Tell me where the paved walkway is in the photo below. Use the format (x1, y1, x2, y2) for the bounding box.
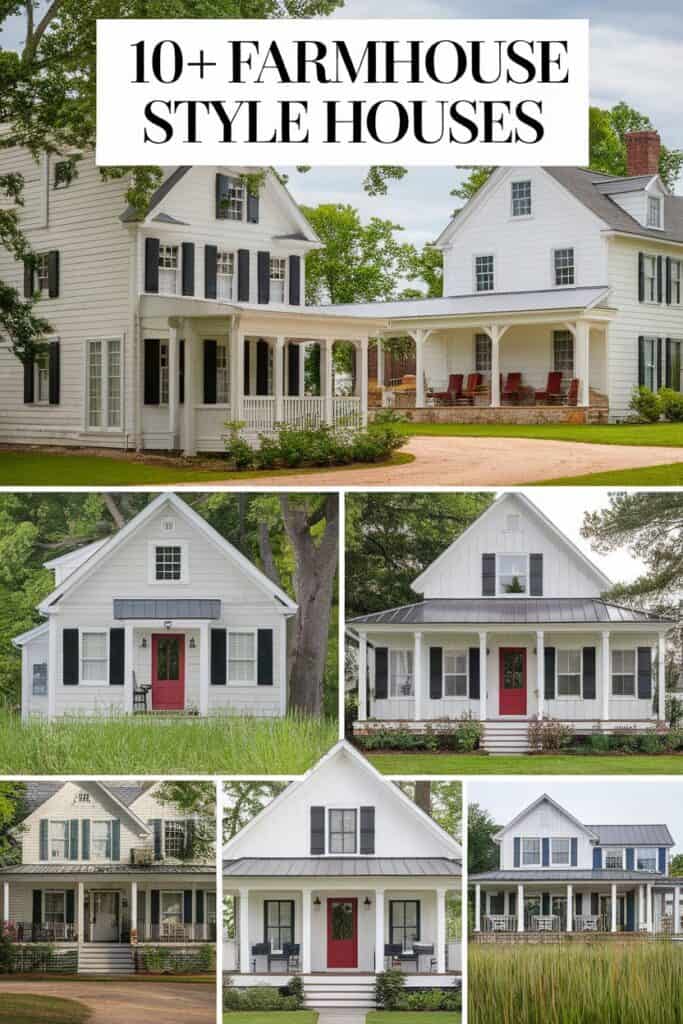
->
(315, 1011, 369, 1024)
(0, 980, 215, 1023)
(190, 436, 683, 487)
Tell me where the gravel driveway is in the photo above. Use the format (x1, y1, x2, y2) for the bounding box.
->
(0, 980, 216, 1024)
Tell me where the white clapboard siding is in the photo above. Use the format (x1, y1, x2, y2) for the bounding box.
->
(499, 800, 594, 870)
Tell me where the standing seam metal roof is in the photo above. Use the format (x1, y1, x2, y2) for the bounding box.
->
(223, 858, 460, 877)
(348, 598, 670, 626)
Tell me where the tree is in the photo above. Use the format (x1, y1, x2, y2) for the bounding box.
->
(670, 854, 683, 877)
(345, 492, 493, 616)
(223, 782, 287, 843)
(0, 783, 27, 866)
(154, 782, 215, 860)
(468, 802, 499, 874)
(399, 781, 462, 843)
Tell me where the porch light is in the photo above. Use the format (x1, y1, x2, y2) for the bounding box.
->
(189, 637, 196, 649)
(164, 620, 172, 630)
(140, 637, 147, 649)
(364, 897, 372, 908)
(314, 897, 321, 908)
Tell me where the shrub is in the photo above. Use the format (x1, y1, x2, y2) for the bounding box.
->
(662, 728, 683, 752)
(286, 975, 304, 1007)
(354, 715, 481, 754)
(639, 731, 663, 754)
(375, 969, 406, 1010)
(452, 714, 483, 752)
(223, 421, 255, 469)
(659, 388, 683, 422)
(528, 717, 574, 753)
(0, 931, 14, 973)
(610, 733, 640, 754)
(629, 386, 661, 422)
(588, 733, 611, 753)
(402, 987, 461, 1011)
(223, 420, 407, 470)
(222, 985, 298, 1012)
(667, 695, 683, 730)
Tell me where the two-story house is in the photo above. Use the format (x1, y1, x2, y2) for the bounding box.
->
(348, 492, 673, 752)
(223, 740, 461, 1010)
(470, 793, 682, 939)
(0, 780, 216, 974)
(13, 492, 298, 719)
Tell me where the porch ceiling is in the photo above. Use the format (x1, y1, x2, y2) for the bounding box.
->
(471, 870, 664, 883)
(223, 857, 460, 877)
(349, 598, 672, 627)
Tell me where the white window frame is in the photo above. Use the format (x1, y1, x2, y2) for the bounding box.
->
(521, 837, 541, 867)
(43, 890, 67, 922)
(160, 889, 185, 925)
(611, 648, 637, 698)
(643, 255, 657, 303)
(216, 341, 230, 405)
(84, 337, 123, 433)
(553, 247, 575, 287)
(158, 244, 179, 295)
(216, 251, 235, 302)
(550, 838, 571, 866)
(388, 648, 414, 698)
(32, 661, 48, 696)
(90, 820, 113, 861)
(510, 179, 532, 218)
(225, 180, 245, 222)
(35, 350, 50, 404)
(552, 329, 575, 375)
(496, 553, 529, 596)
(159, 341, 169, 406)
(269, 257, 287, 304)
(48, 821, 70, 861)
(647, 196, 662, 229)
(35, 252, 50, 294)
(328, 808, 358, 856)
(474, 254, 495, 293)
(163, 820, 189, 859)
(147, 540, 189, 585)
(227, 628, 258, 686)
(670, 259, 682, 305)
(636, 847, 658, 872)
(443, 648, 468, 698)
(641, 336, 658, 391)
(604, 848, 625, 870)
(79, 628, 109, 687)
(555, 648, 582, 699)
(474, 333, 492, 373)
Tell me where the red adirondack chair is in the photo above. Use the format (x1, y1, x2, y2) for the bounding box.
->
(432, 373, 463, 405)
(536, 371, 563, 403)
(501, 372, 523, 404)
(459, 373, 483, 404)
(565, 378, 579, 405)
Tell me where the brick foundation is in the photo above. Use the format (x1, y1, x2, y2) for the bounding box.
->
(370, 405, 609, 425)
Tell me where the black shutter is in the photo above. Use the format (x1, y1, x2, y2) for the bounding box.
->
(144, 237, 160, 293)
(257, 629, 273, 686)
(374, 647, 388, 700)
(289, 255, 301, 305)
(257, 251, 270, 304)
(47, 250, 60, 298)
(542, 893, 550, 916)
(360, 806, 375, 855)
(181, 242, 195, 296)
(310, 807, 325, 855)
(247, 190, 259, 223)
(591, 893, 599, 916)
(32, 890, 42, 925)
(109, 627, 125, 686)
(638, 252, 645, 302)
(23, 258, 34, 298)
(657, 338, 663, 390)
(144, 339, 161, 405)
(195, 890, 205, 925)
(638, 336, 645, 387)
(482, 553, 496, 596)
(637, 646, 652, 699)
(211, 629, 226, 685)
(48, 340, 60, 405)
(666, 257, 672, 304)
(63, 628, 79, 686)
(287, 344, 300, 396)
(582, 646, 596, 699)
(204, 245, 217, 299)
(513, 837, 520, 867)
(243, 339, 250, 396)
(544, 647, 556, 701)
(469, 648, 480, 699)
(23, 356, 34, 404)
(215, 173, 230, 219)
(66, 890, 75, 925)
(152, 820, 162, 860)
(256, 339, 269, 395)
(529, 553, 543, 596)
(183, 891, 193, 924)
(657, 255, 663, 303)
(179, 340, 185, 404)
(203, 339, 217, 404)
(429, 647, 443, 700)
(151, 890, 160, 925)
(665, 338, 672, 388)
(237, 249, 250, 301)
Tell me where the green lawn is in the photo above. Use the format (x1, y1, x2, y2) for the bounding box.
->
(399, 421, 683, 446)
(0, 711, 338, 774)
(537, 462, 683, 485)
(223, 1014, 318, 1024)
(367, 1014, 458, 1024)
(0, 975, 214, 983)
(368, 752, 683, 775)
(0, 994, 91, 1023)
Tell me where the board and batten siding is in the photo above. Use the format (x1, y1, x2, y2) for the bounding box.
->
(499, 802, 593, 870)
(0, 149, 133, 447)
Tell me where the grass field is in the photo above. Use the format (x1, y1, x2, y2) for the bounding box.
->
(398, 421, 683, 446)
(0, 994, 91, 1023)
(469, 941, 683, 1024)
(0, 975, 215, 984)
(367, 1013, 459, 1023)
(0, 711, 338, 774)
(537, 462, 683, 485)
(223, 1014, 318, 1024)
(367, 752, 683, 775)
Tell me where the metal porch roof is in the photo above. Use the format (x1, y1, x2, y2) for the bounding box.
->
(0, 864, 213, 875)
(224, 857, 460, 878)
(349, 598, 670, 627)
(470, 869, 664, 883)
(113, 599, 221, 619)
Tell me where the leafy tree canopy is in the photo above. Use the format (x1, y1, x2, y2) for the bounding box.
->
(223, 782, 287, 843)
(0, 782, 27, 866)
(468, 802, 499, 875)
(669, 853, 683, 877)
(155, 781, 215, 860)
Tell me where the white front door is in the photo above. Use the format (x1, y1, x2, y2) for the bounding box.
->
(91, 892, 119, 942)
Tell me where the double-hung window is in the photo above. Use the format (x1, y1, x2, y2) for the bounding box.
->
(44, 891, 66, 924)
(35, 252, 50, 294)
(390, 900, 420, 951)
(612, 649, 636, 697)
(269, 258, 287, 303)
(159, 342, 169, 405)
(670, 260, 682, 305)
(35, 351, 50, 403)
(158, 245, 179, 294)
(553, 330, 574, 375)
(80, 631, 108, 685)
(511, 180, 532, 217)
(161, 891, 183, 926)
(605, 849, 624, 869)
(225, 180, 244, 220)
(641, 336, 658, 391)
(522, 838, 541, 866)
(265, 901, 294, 950)
(647, 196, 662, 229)
(216, 342, 230, 403)
(551, 838, 570, 866)
(91, 821, 112, 860)
(475, 333, 492, 373)
(444, 649, 468, 697)
(155, 544, 182, 581)
(475, 255, 494, 292)
(217, 251, 235, 301)
(637, 847, 658, 872)
(329, 809, 357, 853)
(32, 662, 48, 696)
(556, 650, 581, 697)
(553, 247, 575, 286)
(388, 649, 414, 697)
(497, 554, 528, 595)
(49, 822, 69, 860)
(228, 631, 257, 684)
(643, 255, 657, 302)
(86, 338, 122, 430)
(164, 821, 188, 859)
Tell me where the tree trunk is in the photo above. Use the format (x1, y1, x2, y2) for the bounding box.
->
(414, 781, 432, 816)
(103, 493, 125, 529)
(281, 495, 338, 716)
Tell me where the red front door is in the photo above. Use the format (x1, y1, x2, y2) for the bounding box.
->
(499, 647, 527, 715)
(327, 898, 358, 969)
(151, 634, 185, 710)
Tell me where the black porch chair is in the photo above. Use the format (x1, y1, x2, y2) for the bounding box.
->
(251, 941, 271, 973)
(269, 942, 300, 973)
(132, 671, 151, 713)
(399, 942, 436, 973)
(383, 943, 403, 969)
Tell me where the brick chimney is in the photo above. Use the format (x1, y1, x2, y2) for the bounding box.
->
(625, 131, 661, 176)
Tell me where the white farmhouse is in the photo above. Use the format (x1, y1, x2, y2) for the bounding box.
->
(13, 492, 297, 719)
(223, 741, 461, 1009)
(348, 492, 674, 752)
(0, 780, 215, 974)
(470, 793, 682, 939)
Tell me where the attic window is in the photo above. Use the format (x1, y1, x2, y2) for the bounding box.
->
(155, 545, 182, 581)
(225, 180, 244, 221)
(647, 196, 662, 229)
(75, 792, 91, 804)
(511, 180, 531, 217)
(497, 554, 528, 595)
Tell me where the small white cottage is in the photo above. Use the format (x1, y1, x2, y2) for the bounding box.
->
(348, 492, 673, 752)
(13, 492, 297, 719)
(223, 740, 461, 1008)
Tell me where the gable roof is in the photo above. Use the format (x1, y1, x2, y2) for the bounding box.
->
(44, 539, 109, 574)
(35, 493, 297, 616)
(222, 740, 461, 860)
(21, 781, 151, 833)
(411, 493, 612, 595)
(494, 794, 599, 843)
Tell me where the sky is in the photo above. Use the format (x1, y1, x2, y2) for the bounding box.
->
(468, 778, 683, 856)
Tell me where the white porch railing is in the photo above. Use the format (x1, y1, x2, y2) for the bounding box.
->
(574, 915, 608, 933)
(333, 395, 362, 426)
(528, 915, 562, 932)
(242, 395, 362, 433)
(243, 397, 276, 432)
(482, 915, 517, 932)
(283, 396, 325, 428)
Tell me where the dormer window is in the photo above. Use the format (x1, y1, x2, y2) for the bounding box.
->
(647, 196, 662, 229)
(497, 554, 528, 595)
(521, 837, 541, 866)
(511, 180, 531, 217)
(329, 809, 357, 853)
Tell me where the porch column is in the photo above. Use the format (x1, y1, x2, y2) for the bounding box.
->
(414, 631, 424, 721)
(517, 885, 524, 932)
(610, 883, 617, 933)
(77, 882, 85, 944)
(302, 888, 312, 974)
(322, 337, 334, 425)
(233, 328, 245, 422)
(376, 339, 384, 387)
(298, 342, 306, 396)
(566, 884, 573, 933)
(168, 318, 180, 445)
(436, 888, 447, 973)
(238, 888, 250, 974)
(638, 885, 644, 929)
(601, 631, 610, 722)
(2, 881, 9, 925)
(374, 889, 385, 973)
(47, 617, 58, 720)
(124, 624, 134, 714)
(536, 631, 545, 720)
(274, 336, 285, 423)
(183, 323, 197, 456)
(479, 632, 487, 721)
(199, 621, 210, 717)
(414, 328, 426, 407)
(131, 881, 138, 935)
(474, 884, 481, 932)
(576, 319, 590, 407)
(675, 886, 681, 935)
(359, 336, 369, 427)
(490, 327, 501, 407)
(647, 883, 653, 933)
(658, 634, 666, 721)
(358, 633, 368, 722)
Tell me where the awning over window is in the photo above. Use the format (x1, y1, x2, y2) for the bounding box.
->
(113, 599, 221, 620)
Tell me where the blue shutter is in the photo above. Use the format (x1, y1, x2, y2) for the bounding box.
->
(542, 838, 550, 867)
(626, 848, 634, 870)
(81, 820, 90, 860)
(570, 838, 578, 867)
(626, 892, 635, 932)
(659, 848, 667, 873)
(39, 820, 48, 860)
(151, 820, 162, 860)
(69, 820, 79, 861)
(513, 837, 521, 868)
(593, 847, 602, 869)
(111, 820, 121, 861)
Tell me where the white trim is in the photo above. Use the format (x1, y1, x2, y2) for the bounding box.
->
(79, 628, 109, 688)
(519, 836, 542, 867)
(227, 628, 258, 687)
(147, 539, 189, 586)
(494, 795, 599, 843)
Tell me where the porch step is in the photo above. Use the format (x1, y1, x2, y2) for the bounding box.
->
(482, 721, 531, 754)
(78, 944, 135, 975)
(303, 975, 377, 1009)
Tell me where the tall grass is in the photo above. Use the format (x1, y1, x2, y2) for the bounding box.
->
(469, 942, 683, 1024)
(0, 711, 338, 775)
